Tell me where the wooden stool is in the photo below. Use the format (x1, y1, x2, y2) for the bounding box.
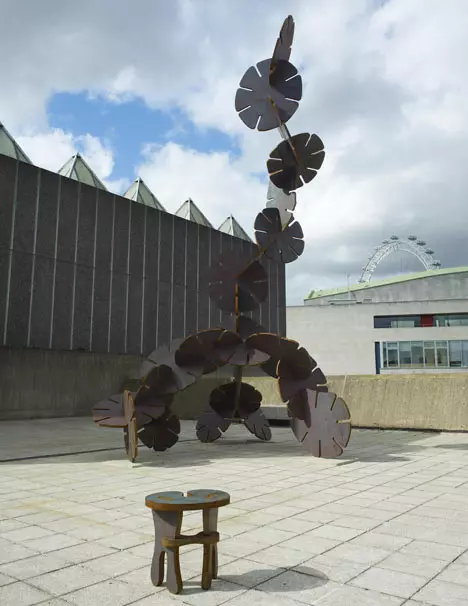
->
(145, 489, 230, 594)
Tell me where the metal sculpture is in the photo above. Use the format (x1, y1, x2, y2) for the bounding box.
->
(359, 235, 441, 283)
(93, 15, 352, 462)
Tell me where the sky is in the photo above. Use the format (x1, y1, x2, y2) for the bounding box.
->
(1, 0, 467, 304)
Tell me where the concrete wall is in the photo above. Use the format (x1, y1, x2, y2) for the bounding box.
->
(0, 154, 285, 356)
(306, 271, 468, 305)
(287, 301, 468, 375)
(2, 348, 468, 432)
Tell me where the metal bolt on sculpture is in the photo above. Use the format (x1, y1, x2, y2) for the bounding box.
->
(93, 15, 352, 463)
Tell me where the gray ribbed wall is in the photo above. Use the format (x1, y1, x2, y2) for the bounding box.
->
(0, 154, 285, 355)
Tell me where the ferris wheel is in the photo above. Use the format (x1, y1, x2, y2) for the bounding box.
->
(359, 235, 441, 283)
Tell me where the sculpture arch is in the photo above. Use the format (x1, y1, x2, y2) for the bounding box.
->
(359, 235, 441, 283)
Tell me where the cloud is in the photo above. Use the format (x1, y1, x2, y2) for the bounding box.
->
(1, 0, 467, 304)
(15, 128, 128, 193)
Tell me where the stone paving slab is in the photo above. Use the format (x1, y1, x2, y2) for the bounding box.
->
(0, 418, 468, 604)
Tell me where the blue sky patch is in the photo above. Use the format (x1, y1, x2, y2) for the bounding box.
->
(47, 92, 240, 181)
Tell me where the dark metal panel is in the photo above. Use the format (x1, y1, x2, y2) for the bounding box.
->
(7, 250, 33, 347)
(57, 178, 79, 263)
(142, 275, 158, 355)
(112, 196, 130, 274)
(198, 290, 209, 332)
(171, 283, 185, 341)
(259, 257, 270, 331)
(91, 267, 111, 352)
(13, 162, 39, 254)
(73, 264, 93, 349)
(0, 155, 17, 251)
(29, 255, 54, 349)
(129, 201, 145, 276)
(268, 258, 279, 333)
(76, 183, 97, 267)
(209, 229, 222, 327)
(144, 207, 160, 281)
(109, 271, 127, 353)
(186, 222, 198, 289)
(0, 250, 9, 343)
(95, 190, 114, 269)
(197, 224, 210, 290)
(127, 273, 143, 355)
(36, 169, 59, 258)
(52, 260, 74, 350)
(185, 288, 197, 337)
(173, 217, 186, 286)
(158, 212, 173, 284)
(157, 281, 171, 347)
(277, 261, 286, 336)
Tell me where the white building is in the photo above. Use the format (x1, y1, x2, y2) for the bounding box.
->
(287, 267, 468, 376)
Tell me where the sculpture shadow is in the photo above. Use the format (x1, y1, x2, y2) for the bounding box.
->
(434, 443, 468, 450)
(178, 567, 328, 595)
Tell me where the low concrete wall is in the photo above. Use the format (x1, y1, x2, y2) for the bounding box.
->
(1, 348, 467, 431)
(0, 348, 142, 420)
(327, 374, 468, 432)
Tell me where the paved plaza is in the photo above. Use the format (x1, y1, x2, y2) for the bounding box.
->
(1, 419, 468, 605)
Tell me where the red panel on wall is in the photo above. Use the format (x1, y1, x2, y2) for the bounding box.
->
(421, 314, 434, 327)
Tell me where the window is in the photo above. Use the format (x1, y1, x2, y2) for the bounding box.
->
(374, 315, 421, 328)
(423, 341, 435, 367)
(436, 341, 448, 367)
(449, 341, 462, 367)
(375, 313, 468, 328)
(411, 342, 424, 367)
(399, 342, 412, 367)
(381, 340, 468, 370)
(435, 314, 468, 327)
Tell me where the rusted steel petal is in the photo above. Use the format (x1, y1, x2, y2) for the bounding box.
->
(267, 133, 325, 193)
(229, 342, 270, 366)
(138, 413, 181, 452)
(289, 390, 351, 458)
(271, 15, 295, 66)
(196, 411, 231, 443)
(235, 58, 302, 131)
(255, 207, 304, 264)
(208, 252, 268, 313)
(209, 382, 262, 419)
(221, 315, 266, 339)
(93, 394, 126, 428)
(266, 181, 296, 229)
(135, 365, 178, 407)
(244, 409, 272, 441)
(277, 348, 327, 402)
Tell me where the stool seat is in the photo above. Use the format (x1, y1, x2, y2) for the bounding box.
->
(145, 489, 230, 594)
(146, 489, 230, 511)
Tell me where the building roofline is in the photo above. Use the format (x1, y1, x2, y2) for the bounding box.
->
(305, 267, 468, 301)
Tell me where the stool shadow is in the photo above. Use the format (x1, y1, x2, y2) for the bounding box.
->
(175, 567, 328, 595)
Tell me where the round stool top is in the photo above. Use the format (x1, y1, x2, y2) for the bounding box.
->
(145, 489, 230, 512)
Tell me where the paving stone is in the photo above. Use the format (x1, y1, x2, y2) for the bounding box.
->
(28, 563, 109, 595)
(63, 578, 153, 606)
(0, 552, 71, 580)
(217, 557, 285, 588)
(317, 584, 405, 605)
(324, 542, 391, 565)
(0, 581, 53, 605)
(350, 565, 428, 598)
(255, 569, 341, 603)
(436, 562, 468, 586)
(379, 552, 448, 578)
(413, 579, 468, 605)
(398, 540, 465, 561)
(294, 553, 370, 583)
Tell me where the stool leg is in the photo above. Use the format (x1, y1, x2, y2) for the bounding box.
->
(202, 508, 219, 589)
(165, 546, 183, 594)
(151, 510, 182, 592)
